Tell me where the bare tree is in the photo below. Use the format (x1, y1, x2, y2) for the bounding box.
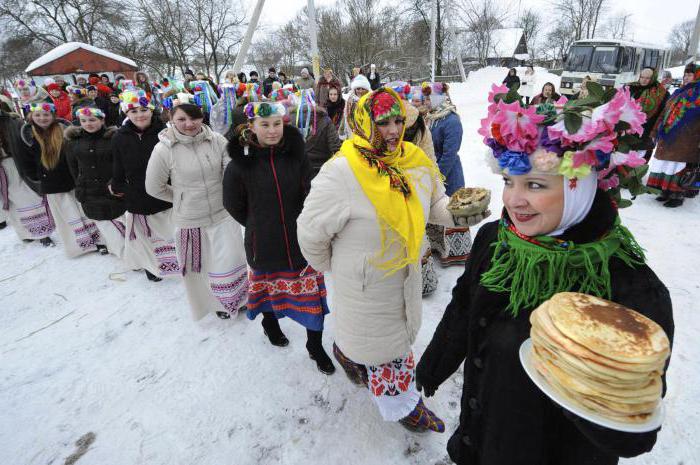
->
(668, 19, 694, 64)
(599, 11, 633, 40)
(552, 0, 607, 41)
(517, 8, 542, 60)
(191, 0, 245, 81)
(456, 0, 506, 66)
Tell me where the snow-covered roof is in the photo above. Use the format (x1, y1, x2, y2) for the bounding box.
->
(487, 28, 525, 59)
(25, 42, 137, 74)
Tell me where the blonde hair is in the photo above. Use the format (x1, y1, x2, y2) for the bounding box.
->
(31, 120, 64, 170)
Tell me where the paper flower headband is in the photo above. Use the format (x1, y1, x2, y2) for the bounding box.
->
(243, 102, 286, 119)
(479, 82, 653, 206)
(26, 102, 55, 114)
(119, 89, 154, 112)
(75, 107, 105, 119)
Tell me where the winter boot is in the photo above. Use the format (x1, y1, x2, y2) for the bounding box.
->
(333, 343, 367, 386)
(96, 244, 109, 255)
(39, 237, 55, 247)
(216, 311, 231, 319)
(261, 312, 289, 347)
(306, 330, 335, 375)
(399, 398, 445, 433)
(0, 221, 6, 229)
(22, 239, 34, 243)
(663, 198, 684, 208)
(655, 193, 670, 202)
(145, 270, 162, 282)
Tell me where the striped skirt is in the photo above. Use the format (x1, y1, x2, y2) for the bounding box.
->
(246, 266, 329, 331)
(0, 157, 54, 240)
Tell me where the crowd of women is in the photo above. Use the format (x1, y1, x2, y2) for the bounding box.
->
(1, 60, 695, 464)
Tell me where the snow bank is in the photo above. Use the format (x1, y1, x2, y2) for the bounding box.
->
(0, 68, 697, 465)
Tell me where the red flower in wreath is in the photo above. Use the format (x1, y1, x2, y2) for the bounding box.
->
(371, 92, 397, 120)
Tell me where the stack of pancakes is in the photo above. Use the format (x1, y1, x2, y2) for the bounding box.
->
(530, 292, 670, 424)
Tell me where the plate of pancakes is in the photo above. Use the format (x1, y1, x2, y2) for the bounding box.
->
(520, 292, 670, 433)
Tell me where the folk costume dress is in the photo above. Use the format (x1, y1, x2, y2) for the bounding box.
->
(223, 124, 328, 332)
(16, 119, 99, 257)
(65, 124, 126, 258)
(297, 88, 453, 430)
(423, 83, 472, 266)
(0, 110, 54, 241)
(146, 125, 248, 319)
(111, 112, 179, 278)
(647, 69, 700, 200)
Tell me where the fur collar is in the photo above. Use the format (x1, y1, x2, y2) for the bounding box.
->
(64, 125, 118, 141)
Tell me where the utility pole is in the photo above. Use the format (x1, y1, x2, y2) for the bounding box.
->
(231, 0, 265, 75)
(687, 0, 700, 62)
(430, 0, 437, 81)
(308, 0, 321, 81)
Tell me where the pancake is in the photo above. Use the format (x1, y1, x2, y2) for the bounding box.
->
(547, 293, 670, 365)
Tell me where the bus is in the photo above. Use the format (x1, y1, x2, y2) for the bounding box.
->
(559, 39, 671, 96)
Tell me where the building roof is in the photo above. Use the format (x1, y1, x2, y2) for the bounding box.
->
(487, 28, 525, 59)
(26, 42, 138, 75)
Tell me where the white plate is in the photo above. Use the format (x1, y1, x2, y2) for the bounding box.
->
(519, 338, 664, 433)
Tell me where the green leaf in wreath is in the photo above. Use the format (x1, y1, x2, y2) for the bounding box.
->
(564, 112, 582, 134)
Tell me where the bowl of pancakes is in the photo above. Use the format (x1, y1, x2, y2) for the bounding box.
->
(520, 292, 670, 433)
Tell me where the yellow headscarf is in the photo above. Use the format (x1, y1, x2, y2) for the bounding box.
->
(338, 88, 442, 275)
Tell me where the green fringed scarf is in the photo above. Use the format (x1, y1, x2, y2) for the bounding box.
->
(480, 217, 646, 317)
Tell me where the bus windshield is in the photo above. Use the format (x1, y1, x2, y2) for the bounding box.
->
(589, 46, 619, 73)
(566, 46, 593, 72)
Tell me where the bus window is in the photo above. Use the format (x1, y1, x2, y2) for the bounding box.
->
(590, 46, 618, 73)
(618, 47, 635, 72)
(566, 46, 593, 72)
(642, 49, 660, 69)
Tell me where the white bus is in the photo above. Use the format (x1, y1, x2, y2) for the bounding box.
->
(559, 39, 671, 96)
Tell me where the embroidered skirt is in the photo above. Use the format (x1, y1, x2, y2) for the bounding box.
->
(647, 157, 686, 194)
(0, 157, 54, 240)
(246, 266, 329, 331)
(94, 217, 126, 258)
(175, 216, 249, 320)
(124, 210, 180, 277)
(426, 223, 472, 266)
(333, 343, 421, 421)
(46, 191, 99, 257)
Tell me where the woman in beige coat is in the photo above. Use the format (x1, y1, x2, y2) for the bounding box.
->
(297, 88, 454, 433)
(146, 104, 248, 320)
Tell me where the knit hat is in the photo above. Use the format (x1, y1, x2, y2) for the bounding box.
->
(47, 83, 62, 92)
(351, 74, 371, 92)
(244, 101, 286, 119)
(421, 82, 449, 108)
(480, 83, 652, 206)
(184, 69, 195, 77)
(43, 77, 55, 86)
(119, 89, 154, 112)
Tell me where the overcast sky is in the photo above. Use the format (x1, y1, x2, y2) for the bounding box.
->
(259, 0, 698, 47)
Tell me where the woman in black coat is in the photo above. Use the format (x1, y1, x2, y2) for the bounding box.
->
(502, 68, 520, 90)
(223, 101, 335, 375)
(417, 87, 674, 465)
(65, 106, 126, 257)
(15, 102, 103, 255)
(110, 89, 178, 281)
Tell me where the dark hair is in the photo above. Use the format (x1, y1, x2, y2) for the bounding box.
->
(278, 72, 286, 78)
(684, 64, 696, 75)
(171, 103, 204, 120)
(250, 71, 259, 77)
(268, 67, 276, 73)
(509, 68, 517, 76)
(542, 82, 555, 93)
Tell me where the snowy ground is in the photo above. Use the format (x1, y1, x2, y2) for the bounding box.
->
(2, 67, 698, 465)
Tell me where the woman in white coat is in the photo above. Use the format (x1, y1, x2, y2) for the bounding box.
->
(146, 103, 248, 320)
(297, 88, 454, 432)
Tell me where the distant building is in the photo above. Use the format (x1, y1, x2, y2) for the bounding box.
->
(459, 28, 530, 68)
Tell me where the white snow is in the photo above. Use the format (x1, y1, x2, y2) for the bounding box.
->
(25, 42, 138, 75)
(1, 66, 698, 465)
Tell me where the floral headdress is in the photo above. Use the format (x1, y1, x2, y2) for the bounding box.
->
(384, 81, 413, 101)
(243, 102, 286, 119)
(370, 91, 402, 122)
(235, 83, 261, 105)
(269, 88, 293, 103)
(119, 89, 154, 113)
(75, 107, 105, 119)
(117, 80, 137, 92)
(14, 79, 34, 91)
(479, 82, 652, 207)
(25, 102, 55, 114)
(189, 80, 218, 113)
(67, 85, 86, 97)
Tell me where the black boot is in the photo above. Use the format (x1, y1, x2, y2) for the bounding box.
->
(306, 330, 335, 375)
(23, 239, 34, 243)
(39, 237, 55, 247)
(663, 198, 684, 208)
(216, 311, 231, 319)
(655, 192, 670, 202)
(684, 190, 698, 198)
(261, 312, 289, 347)
(96, 244, 109, 255)
(0, 221, 6, 229)
(145, 270, 162, 282)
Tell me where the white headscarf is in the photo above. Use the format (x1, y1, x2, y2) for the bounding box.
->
(548, 171, 598, 237)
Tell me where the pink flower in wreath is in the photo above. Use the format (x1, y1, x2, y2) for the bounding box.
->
(598, 173, 620, 190)
(610, 151, 646, 168)
(492, 101, 545, 153)
(572, 149, 598, 169)
(614, 87, 646, 135)
(547, 117, 600, 146)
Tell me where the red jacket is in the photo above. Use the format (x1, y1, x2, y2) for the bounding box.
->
(51, 91, 73, 121)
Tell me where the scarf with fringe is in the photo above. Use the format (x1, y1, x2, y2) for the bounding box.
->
(338, 88, 442, 275)
(480, 216, 645, 317)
